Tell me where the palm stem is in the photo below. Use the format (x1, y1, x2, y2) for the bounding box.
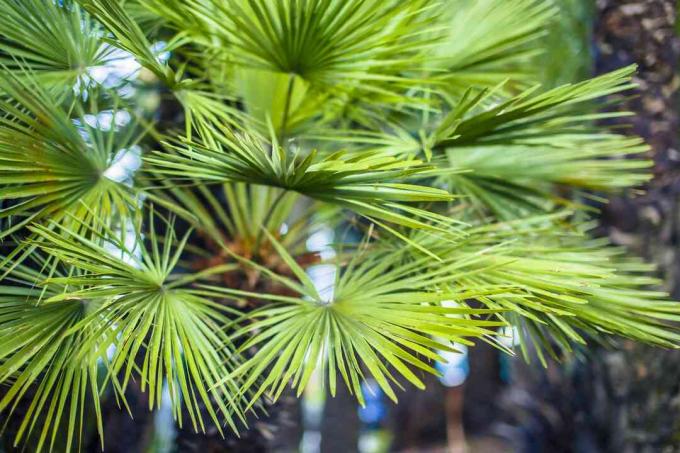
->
(252, 189, 287, 253)
(278, 74, 296, 143)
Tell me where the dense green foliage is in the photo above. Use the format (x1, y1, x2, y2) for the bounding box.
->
(0, 0, 677, 450)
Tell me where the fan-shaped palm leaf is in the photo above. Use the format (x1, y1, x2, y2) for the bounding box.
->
(427, 66, 651, 217)
(146, 124, 454, 230)
(27, 213, 249, 434)
(403, 215, 680, 363)
(0, 0, 117, 88)
(205, 232, 508, 406)
(188, 0, 435, 90)
(0, 258, 120, 453)
(431, 0, 556, 94)
(0, 71, 140, 241)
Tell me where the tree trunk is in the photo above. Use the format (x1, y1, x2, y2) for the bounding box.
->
(320, 376, 361, 453)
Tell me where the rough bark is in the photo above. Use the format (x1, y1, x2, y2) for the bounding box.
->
(320, 377, 361, 453)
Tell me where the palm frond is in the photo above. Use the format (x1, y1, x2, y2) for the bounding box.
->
(145, 125, 454, 229)
(431, 0, 556, 94)
(27, 213, 249, 434)
(141, 0, 440, 134)
(0, 260, 118, 453)
(429, 66, 651, 217)
(0, 0, 116, 88)
(432, 66, 638, 149)
(404, 216, 680, 363)
(187, 0, 435, 90)
(204, 232, 507, 406)
(441, 133, 650, 219)
(78, 0, 180, 87)
(0, 71, 140, 241)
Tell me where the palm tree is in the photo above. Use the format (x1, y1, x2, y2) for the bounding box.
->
(0, 0, 678, 451)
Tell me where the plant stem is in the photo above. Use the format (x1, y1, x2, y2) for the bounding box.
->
(253, 188, 288, 253)
(279, 74, 296, 143)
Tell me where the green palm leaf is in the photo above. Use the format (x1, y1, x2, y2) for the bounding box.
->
(429, 66, 651, 217)
(432, 0, 556, 94)
(204, 232, 507, 406)
(0, 71, 140, 239)
(27, 213, 249, 434)
(187, 0, 435, 90)
(0, 0, 116, 88)
(77, 0, 180, 87)
(0, 259, 119, 453)
(146, 124, 454, 229)
(404, 215, 680, 363)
